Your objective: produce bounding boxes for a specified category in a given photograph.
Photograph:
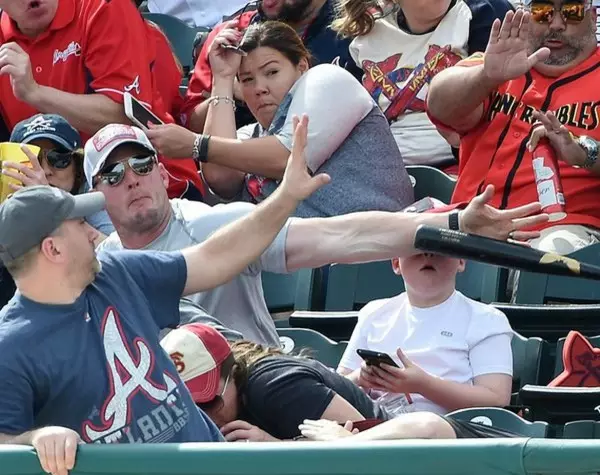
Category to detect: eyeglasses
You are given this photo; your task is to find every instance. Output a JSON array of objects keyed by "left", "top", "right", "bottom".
[
  {"left": 40, "top": 149, "right": 75, "bottom": 169},
  {"left": 95, "top": 155, "right": 157, "bottom": 187},
  {"left": 529, "top": 1, "right": 591, "bottom": 23}
]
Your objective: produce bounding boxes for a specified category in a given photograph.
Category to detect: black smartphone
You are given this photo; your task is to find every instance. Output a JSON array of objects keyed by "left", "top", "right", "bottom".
[{"left": 356, "top": 349, "right": 399, "bottom": 368}]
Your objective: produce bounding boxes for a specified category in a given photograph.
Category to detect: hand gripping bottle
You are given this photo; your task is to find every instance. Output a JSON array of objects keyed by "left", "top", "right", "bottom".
[{"left": 532, "top": 139, "right": 566, "bottom": 222}]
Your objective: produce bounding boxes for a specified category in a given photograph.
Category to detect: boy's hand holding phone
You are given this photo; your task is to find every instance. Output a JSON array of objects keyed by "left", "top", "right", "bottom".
[{"left": 361, "top": 348, "right": 428, "bottom": 395}]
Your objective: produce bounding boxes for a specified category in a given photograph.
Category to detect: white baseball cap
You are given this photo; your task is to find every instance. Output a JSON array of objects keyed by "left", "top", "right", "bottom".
[{"left": 83, "top": 124, "right": 156, "bottom": 188}]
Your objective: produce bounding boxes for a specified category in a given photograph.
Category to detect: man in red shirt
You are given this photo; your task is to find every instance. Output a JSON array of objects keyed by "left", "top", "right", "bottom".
[
  {"left": 0, "top": 0, "right": 203, "bottom": 199},
  {"left": 427, "top": 3, "right": 600, "bottom": 254}
]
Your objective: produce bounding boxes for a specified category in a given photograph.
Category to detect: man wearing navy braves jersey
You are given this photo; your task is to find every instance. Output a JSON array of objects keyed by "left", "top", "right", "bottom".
[{"left": 0, "top": 117, "right": 330, "bottom": 475}]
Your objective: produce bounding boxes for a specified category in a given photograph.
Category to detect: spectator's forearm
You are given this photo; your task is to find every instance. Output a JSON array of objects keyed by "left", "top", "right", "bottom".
[
  {"left": 285, "top": 211, "right": 452, "bottom": 272},
  {"left": 427, "top": 65, "right": 500, "bottom": 132},
  {"left": 201, "top": 78, "right": 246, "bottom": 198},
  {"left": 189, "top": 100, "right": 210, "bottom": 133},
  {"left": 205, "top": 78, "right": 237, "bottom": 138},
  {"left": 207, "top": 135, "right": 289, "bottom": 179},
  {"left": 0, "top": 431, "right": 33, "bottom": 445},
  {"left": 26, "top": 86, "right": 129, "bottom": 135},
  {"left": 418, "top": 375, "right": 510, "bottom": 412}
]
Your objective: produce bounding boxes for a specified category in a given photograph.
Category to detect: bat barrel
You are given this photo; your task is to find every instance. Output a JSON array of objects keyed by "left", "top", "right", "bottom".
[{"left": 414, "top": 225, "right": 600, "bottom": 280}]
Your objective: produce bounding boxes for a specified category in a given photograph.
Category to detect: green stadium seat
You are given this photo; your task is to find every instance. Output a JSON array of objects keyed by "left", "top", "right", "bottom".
[
  {"left": 492, "top": 303, "right": 600, "bottom": 342},
  {"left": 405, "top": 165, "right": 456, "bottom": 204},
  {"left": 511, "top": 332, "right": 545, "bottom": 396},
  {"left": 562, "top": 420, "right": 600, "bottom": 438},
  {"left": 514, "top": 243, "right": 600, "bottom": 304},
  {"left": 262, "top": 269, "right": 323, "bottom": 314},
  {"left": 324, "top": 260, "right": 504, "bottom": 311},
  {"left": 277, "top": 328, "right": 346, "bottom": 368},
  {"left": 143, "top": 13, "right": 207, "bottom": 74},
  {"left": 516, "top": 334, "right": 600, "bottom": 424},
  {"left": 447, "top": 407, "right": 549, "bottom": 437}
]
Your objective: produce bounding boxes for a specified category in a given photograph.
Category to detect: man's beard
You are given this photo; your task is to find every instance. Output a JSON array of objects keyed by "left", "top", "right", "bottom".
[
  {"left": 264, "top": 0, "right": 313, "bottom": 23},
  {"left": 80, "top": 254, "right": 102, "bottom": 287},
  {"left": 123, "top": 208, "right": 164, "bottom": 235},
  {"left": 529, "top": 23, "right": 596, "bottom": 66}
]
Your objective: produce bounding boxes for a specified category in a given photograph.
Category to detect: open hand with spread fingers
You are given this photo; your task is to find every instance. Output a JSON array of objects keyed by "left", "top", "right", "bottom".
[
  {"left": 527, "top": 110, "right": 587, "bottom": 167},
  {"left": 459, "top": 185, "right": 549, "bottom": 242},
  {"left": 278, "top": 114, "right": 331, "bottom": 202},
  {"left": 483, "top": 9, "right": 550, "bottom": 84},
  {"left": 1, "top": 145, "right": 49, "bottom": 191}
]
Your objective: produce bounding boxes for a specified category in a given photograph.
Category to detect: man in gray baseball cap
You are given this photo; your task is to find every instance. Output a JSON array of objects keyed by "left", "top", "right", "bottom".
[
  {"left": 0, "top": 186, "right": 105, "bottom": 278},
  {"left": 0, "top": 117, "right": 336, "bottom": 473}
]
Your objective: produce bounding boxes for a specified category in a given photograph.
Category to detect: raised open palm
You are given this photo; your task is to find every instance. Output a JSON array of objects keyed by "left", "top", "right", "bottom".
[
  {"left": 484, "top": 10, "right": 550, "bottom": 82},
  {"left": 279, "top": 115, "right": 331, "bottom": 201}
]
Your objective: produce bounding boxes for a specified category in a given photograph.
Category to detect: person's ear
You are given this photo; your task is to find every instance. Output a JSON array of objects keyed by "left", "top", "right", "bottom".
[
  {"left": 456, "top": 259, "right": 466, "bottom": 274},
  {"left": 158, "top": 162, "right": 170, "bottom": 189},
  {"left": 391, "top": 257, "right": 402, "bottom": 276},
  {"left": 298, "top": 57, "right": 309, "bottom": 74},
  {"left": 40, "top": 235, "right": 65, "bottom": 264}
]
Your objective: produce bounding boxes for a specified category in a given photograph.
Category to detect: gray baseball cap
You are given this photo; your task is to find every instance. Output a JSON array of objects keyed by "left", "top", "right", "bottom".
[{"left": 0, "top": 186, "right": 106, "bottom": 265}]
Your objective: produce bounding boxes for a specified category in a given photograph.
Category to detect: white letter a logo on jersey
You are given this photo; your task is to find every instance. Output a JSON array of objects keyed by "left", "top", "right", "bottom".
[{"left": 82, "top": 307, "right": 178, "bottom": 442}]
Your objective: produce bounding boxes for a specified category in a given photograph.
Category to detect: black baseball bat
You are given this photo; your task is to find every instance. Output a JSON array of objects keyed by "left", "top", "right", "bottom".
[{"left": 413, "top": 225, "right": 600, "bottom": 280}]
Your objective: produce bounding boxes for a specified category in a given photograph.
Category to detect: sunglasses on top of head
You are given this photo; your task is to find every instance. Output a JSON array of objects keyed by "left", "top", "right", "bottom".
[
  {"left": 529, "top": 1, "right": 591, "bottom": 24},
  {"left": 39, "top": 148, "right": 76, "bottom": 169},
  {"left": 95, "top": 155, "right": 158, "bottom": 187}
]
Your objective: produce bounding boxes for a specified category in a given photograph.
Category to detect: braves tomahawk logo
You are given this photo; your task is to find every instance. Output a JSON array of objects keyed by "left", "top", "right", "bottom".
[
  {"left": 81, "top": 308, "right": 189, "bottom": 444},
  {"left": 362, "top": 45, "right": 463, "bottom": 121}
]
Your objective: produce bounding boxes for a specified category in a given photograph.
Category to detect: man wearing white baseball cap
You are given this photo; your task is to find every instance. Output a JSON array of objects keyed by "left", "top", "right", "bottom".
[
  {"left": 90, "top": 123, "right": 547, "bottom": 347},
  {"left": 0, "top": 117, "right": 329, "bottom": 474},
  {"left": 83, "top": 122, "right": 242, "bottom": 341}
]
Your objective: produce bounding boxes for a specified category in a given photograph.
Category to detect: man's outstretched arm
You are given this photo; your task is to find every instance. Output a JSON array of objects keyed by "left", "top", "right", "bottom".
[
  {"left": 284, "top": 185, "right": 547, "bottom": 272},
  {"left": 181, "top": 115, "right": 330, "bottom": 296}
]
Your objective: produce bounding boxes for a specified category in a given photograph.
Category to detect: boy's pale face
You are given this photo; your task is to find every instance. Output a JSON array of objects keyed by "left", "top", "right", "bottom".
[{"left": 393, "top": 253, "right": 465, "bottom": 295}]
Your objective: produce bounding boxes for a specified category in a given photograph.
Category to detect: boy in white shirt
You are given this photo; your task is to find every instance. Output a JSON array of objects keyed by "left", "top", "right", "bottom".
[{"left": 338, "top": 252, "right": 513, "bottom": 415}]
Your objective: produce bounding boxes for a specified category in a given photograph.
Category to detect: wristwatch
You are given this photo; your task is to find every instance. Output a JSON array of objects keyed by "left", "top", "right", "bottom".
[
  {"left": 577, "top": 136, "right": 598, "bottom": 170},
  {"left": 449, "top": 211, "right": 461, "bottom": 231}
]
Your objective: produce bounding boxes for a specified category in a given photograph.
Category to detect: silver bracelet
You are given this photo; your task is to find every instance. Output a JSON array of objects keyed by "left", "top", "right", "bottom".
[{"left": 206, "top": 95, "right": 236, "bottom": 111}]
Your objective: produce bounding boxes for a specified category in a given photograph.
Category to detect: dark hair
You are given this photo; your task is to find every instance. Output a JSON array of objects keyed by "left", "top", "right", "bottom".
[
  {"left": 196, "top": 340, "right": 314, "bottom": 413},
  {"left": 69, "top": 149, "right": 86, "bottom": 194},
  {"left": 239, "top": 21, "right": 312, "bottom": 66}
]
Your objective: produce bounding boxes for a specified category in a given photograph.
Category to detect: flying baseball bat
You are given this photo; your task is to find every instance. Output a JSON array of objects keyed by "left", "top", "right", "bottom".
[{"left": 413, "top": 225, "right": 600, "bottom": 280}]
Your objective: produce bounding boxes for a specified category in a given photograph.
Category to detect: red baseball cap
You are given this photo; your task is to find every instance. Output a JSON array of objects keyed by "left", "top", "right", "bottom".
[{"left": 160, "top": 323, "right": 232, "bottom": 404}]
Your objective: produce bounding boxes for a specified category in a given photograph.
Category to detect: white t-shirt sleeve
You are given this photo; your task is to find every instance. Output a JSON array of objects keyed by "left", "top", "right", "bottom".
[
  {"left": 466, "top": 307, "right": 514, "bottom": 378},
  {"left": 274, "top": 64, "right": 374, "bottom": 172},
  {"left": 349, "top": 38, "right": 360, "bottom": 66},
  {"left": 192, "top": 201, "right": 290, "bottom": 275},
  {"left": 237, "top": 123, "right": 258, "bottom": 140},
  {"left": 338, "top": 299, "right": 388, "bottom": 371}
]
